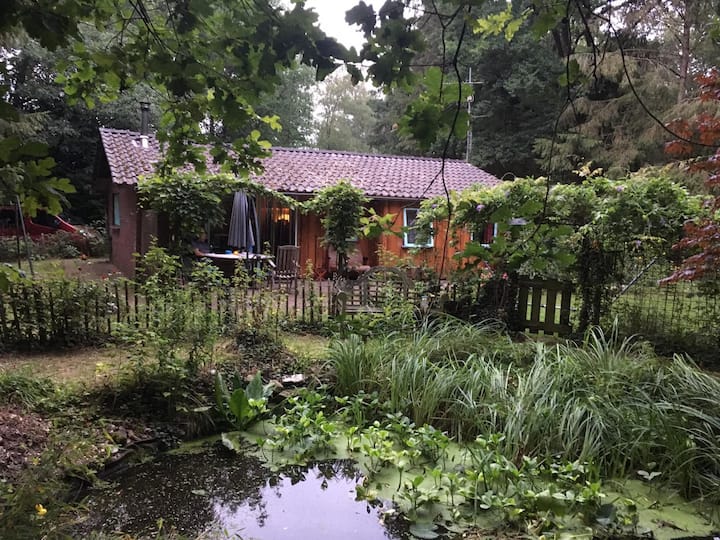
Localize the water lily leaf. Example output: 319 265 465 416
409 522 440 539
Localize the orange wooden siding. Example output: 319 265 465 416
292 199 471 278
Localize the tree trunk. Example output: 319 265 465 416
677 0 693 103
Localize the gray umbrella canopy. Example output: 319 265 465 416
228 191 259 251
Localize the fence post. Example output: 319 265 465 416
0 290 8 345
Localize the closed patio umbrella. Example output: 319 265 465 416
228 191 259 252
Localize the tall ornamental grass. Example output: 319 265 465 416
326 319 720 503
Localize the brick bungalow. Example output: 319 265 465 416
95 127 500 277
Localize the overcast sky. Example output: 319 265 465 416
305 0 373 50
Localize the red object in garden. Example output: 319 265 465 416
0 206 81 240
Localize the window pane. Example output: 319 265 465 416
404 208 431 247
112 194 121 226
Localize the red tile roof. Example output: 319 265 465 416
99 128 500 199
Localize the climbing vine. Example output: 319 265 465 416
415 173 700 330
304 181 368 276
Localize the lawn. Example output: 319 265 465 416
5 257 121 281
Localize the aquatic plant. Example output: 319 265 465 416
326 320 720 506
214 371 274 430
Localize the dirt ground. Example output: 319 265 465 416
0 406 51 481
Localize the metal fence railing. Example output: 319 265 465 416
609 258 720 361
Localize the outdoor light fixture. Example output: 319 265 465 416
272 207 291 222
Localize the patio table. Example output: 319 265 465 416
202 252 275 279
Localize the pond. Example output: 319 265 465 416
79 444 407 539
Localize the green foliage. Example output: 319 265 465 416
399 66 471 151
0 231 105 263
359 208 398 240
263 388 338 464
253 382 633 538
0 371 57 409
328 283 418 340
138 172 294 252
0 278 119 349
215 371 274 430
326 319 720 507
326 334 382 396
44 1 348 173
119 247 227 381
252 64 318 147
304 180 368 274
317 70 377 152
418 173 701 329
6 36 161 222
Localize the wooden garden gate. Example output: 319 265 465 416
515 278 574 336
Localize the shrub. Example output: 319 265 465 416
0 371 56 409
35 231 86 259
0 237 23 262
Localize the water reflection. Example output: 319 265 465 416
79 445 405 539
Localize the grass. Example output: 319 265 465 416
0 369 57 408
281 333 329 366
4 257 120 281
1 346 129 384
326 318 720 505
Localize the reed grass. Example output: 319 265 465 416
326 319 720 504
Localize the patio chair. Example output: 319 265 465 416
273 245 300 289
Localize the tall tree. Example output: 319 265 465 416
367 87 423 156
463 17 564 177
363 1 564 177
346 0 719 179
254 64 318 148
317 71 377 152
615 0 718 103
534 34 680 180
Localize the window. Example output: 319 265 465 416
112 193 121 227
403 208 433 248
470 223 497 246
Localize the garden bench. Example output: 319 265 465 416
333 266 413 316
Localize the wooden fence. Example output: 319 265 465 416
0 279 337 350
0 275 581 351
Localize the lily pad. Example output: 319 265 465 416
409 522 440 539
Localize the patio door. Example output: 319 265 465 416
261 200 297 254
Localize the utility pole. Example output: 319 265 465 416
466 67 473 162
465 67 483 163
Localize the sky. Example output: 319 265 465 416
305 0 373 50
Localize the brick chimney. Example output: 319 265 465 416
139 102 150 148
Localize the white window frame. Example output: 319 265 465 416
403 208 433 248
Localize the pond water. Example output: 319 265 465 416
79 444 407 539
